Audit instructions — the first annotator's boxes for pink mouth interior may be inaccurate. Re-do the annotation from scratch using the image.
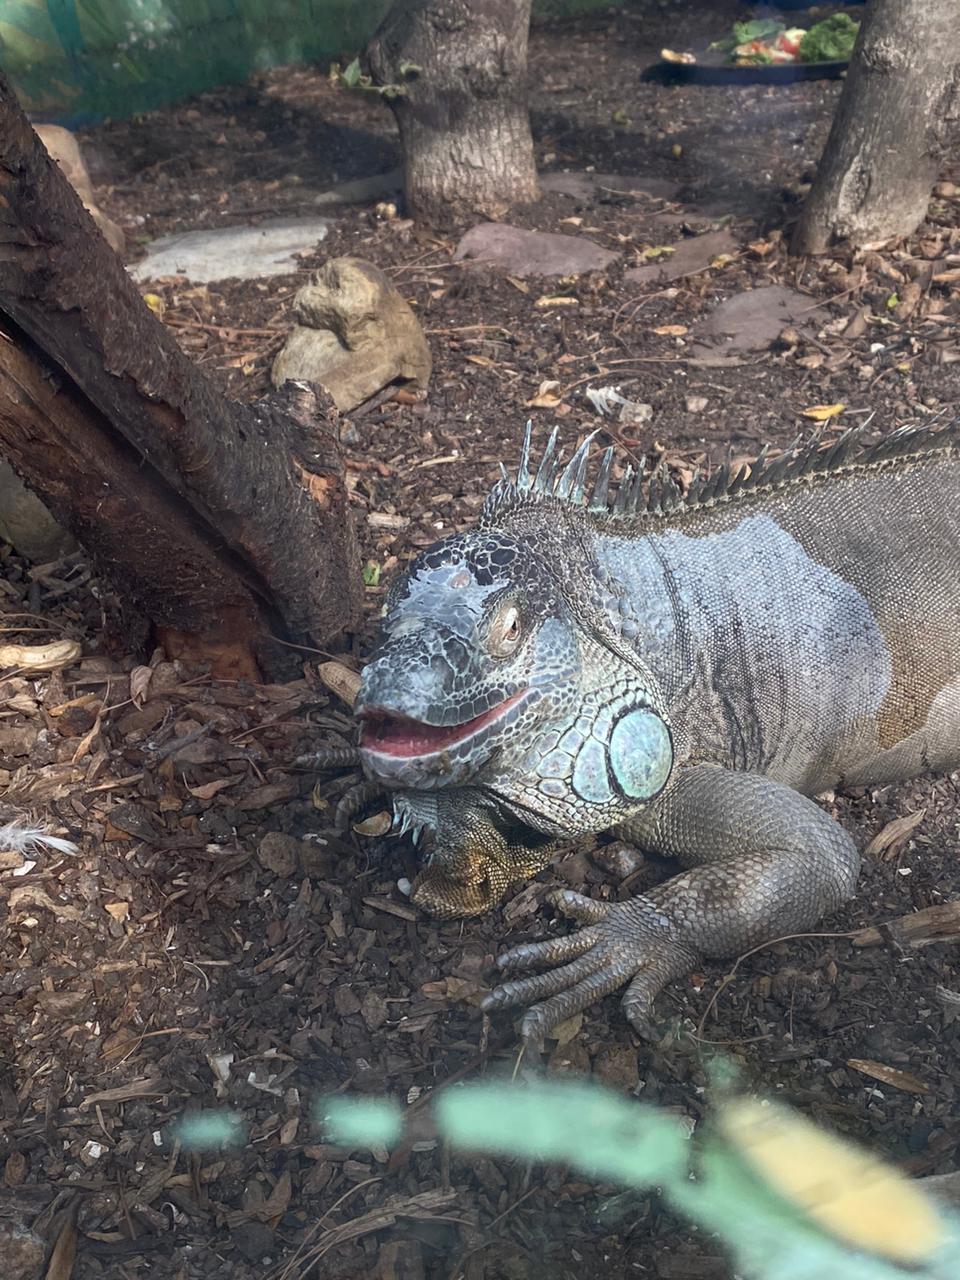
[360,690,525,758]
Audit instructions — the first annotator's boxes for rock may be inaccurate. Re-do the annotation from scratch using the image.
[33,124,125,254]
[685,395,709,413]
[689,285,813,360]
[593,1044,641,1093]
[314,167,403,206]
[132,218,331,284]
[624,227,738,287]
[540,171,679,203]
[231,1221,276,1262]
[272,257,431,411]
[257,831,300,878]
[0,461,76,562]
[453,222,618,277]
[0,1221,44,1280]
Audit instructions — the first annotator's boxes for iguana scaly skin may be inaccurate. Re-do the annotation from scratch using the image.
[354,422,960,1044]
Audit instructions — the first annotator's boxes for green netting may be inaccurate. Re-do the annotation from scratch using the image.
[0,0,612,123]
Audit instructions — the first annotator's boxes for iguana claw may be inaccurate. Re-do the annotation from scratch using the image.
[482,890,697,1046]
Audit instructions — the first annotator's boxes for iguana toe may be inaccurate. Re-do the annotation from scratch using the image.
[545,888,611,925]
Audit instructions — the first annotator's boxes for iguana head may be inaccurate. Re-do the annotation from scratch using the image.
[356,429,674,839]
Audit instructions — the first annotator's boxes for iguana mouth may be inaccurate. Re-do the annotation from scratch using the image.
[359,690,527,759]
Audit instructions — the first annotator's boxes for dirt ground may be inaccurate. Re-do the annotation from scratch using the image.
[3,2,960,1276]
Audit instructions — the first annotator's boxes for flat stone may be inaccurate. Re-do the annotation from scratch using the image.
[132,217,331,283]
[624,228,738,287]
[690,285,812,357]
[541,171,679,202]
[453,222,617,277]
[314,168,403,206]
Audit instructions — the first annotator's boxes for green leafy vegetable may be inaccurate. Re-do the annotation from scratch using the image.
[799,13,860,63]
[709,18,783,54]
[733,18,784,45]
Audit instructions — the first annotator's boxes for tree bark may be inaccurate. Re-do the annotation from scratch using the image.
[793,0,960,254]
[367,0,539,224]
[0,71,362,674]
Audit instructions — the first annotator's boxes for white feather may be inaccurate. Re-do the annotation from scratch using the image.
[0,820,78,855]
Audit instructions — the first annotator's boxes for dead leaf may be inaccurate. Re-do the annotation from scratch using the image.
[653,324,688,336]
[534,296,579,309]
[464,354,496,368]
[71,711,103,764]
[236,780,298,810]
[80,1077,168,1109]
[317,660,361,708]
[262,1170,292,1224]
[525,379,563,409]
[505,275,529,294]
[104,901,130,922]
[801,403,845,422]
[7,885,83,921]
[187,777,237,801]
[4,1151,27,1186]
[847,1058,931,1094]
[353,811,392,837]
[864,810,925,860]
[101,1026,141,1060]
[0,639,81,671]
[550,1012,583,1046]
[129,665,153,707]
[796,353,824,370]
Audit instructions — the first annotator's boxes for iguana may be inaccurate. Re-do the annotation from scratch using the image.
[346,421,960,1045]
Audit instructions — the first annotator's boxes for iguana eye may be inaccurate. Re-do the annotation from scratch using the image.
[489,604,522,656]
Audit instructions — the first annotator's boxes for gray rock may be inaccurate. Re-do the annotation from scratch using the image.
[0,461,76,562]
[272,257,431,411]
[541,171,679,202]
[690,285,813,358]
[624,228,738,287]
[132,218,331,283]
[314,168,403,206]
[453,222,618,277]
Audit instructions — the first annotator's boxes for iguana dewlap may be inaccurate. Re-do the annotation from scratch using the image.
[354,422,960,1044]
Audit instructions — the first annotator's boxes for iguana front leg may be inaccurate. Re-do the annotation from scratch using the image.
[482,765,860,1044]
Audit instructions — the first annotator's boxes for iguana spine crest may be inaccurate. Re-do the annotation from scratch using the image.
[484,415,959,527]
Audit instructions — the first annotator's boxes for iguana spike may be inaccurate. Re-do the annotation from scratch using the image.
[727,463,750,495]
[517,420,534,491]
[741,444,769,491]
[534,427,561,494]
[557,430,598,502]
[499,462,510,483]
[625,458,647,513]
[661,470,682,512]
[590,446,615,510]
[613,463,635,514]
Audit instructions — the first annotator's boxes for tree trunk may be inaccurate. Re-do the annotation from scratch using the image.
[0,71,362,676]
[367,0,539,224]
[793,0,960,254]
